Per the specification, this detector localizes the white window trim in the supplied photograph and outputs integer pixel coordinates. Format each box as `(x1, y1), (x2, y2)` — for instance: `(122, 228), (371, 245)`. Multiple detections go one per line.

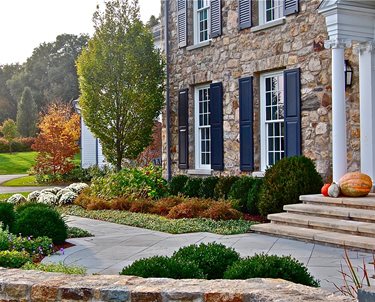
(193, 0), (211, 45)
(260, 71), (284, 172)
(258, 0), (284, 25)
(194, 84), (211, 170)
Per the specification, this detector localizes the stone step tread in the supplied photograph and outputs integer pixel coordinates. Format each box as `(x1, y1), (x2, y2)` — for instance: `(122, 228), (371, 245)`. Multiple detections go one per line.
(284, 203), (375, 221)
(300, 194), (375, 209)
(251, 224), (375, 251)
(267, 212), (375, 234)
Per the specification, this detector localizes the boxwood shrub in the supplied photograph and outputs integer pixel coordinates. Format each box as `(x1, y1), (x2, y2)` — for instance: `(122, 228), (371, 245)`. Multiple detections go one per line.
(120, 256), (205, 279)
(228, 176), (255, 213)
(0, 202), (15, 231)
(172, 242), (241, 279)
(182, 178), (203, 198)
(258, 156), (323, 217)
(13, 204), (67, 244)
(199, 176), (219, 199)
(247, 178), (263, 215)
(213, 176), (240, 200)
(223, 254), (319, 287)
(168, 175), (189, 196)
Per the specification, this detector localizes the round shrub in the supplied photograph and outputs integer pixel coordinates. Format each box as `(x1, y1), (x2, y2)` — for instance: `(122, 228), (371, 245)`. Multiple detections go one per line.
(168, 175), (189, 196)
(37, 193), (58, 205)
(247, 178), (263, 215)
(56, 188), (73, 201)
(67, 183), (89, 194)
(228, 176), (255, 212)
(0, 202), (15, 231)
(15, 202), (51, 214)
(223, 254), (319, 287)
(172, 242), (241, 279)
(59, 191), (78, 205)
(13, 204), (67, 244)
(199, 176), (219, 199)
(7, 194), (27, 205)
(258, 156), (323, 217)
(40, 187), (60, 195)
(27, 191), (41, 203)
(213, 176), (240, 200)
(0, 250), (30, 268)
(182, 178), (203, 198)
(120, 256), (205, 279)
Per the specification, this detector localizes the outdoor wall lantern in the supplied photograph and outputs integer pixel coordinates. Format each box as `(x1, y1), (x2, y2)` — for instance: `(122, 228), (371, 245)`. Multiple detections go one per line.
(345, 60), (353, 88)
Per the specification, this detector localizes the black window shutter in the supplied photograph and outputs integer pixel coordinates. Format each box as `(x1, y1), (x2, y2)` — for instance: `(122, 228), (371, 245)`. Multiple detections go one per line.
(178, 89), (189, 169)
(238, 0), (252, 30)
(239, 77), (254, 171)
(284, 0), (299, 16)
(210, 0), (222, 38)
(210, 82), (224, 171)
(284, 69), (301, 157)
(177, 0), (187, 48)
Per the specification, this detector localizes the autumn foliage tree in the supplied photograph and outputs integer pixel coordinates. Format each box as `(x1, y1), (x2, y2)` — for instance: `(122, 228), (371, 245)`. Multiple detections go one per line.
(32, 103), (80, 178)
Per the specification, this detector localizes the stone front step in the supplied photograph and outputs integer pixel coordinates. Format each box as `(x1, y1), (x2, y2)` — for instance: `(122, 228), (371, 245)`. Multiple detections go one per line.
(284, 203), (375, 223)
(251, 224), (375, 251)
(268, 212), (375, 237)
(300, 194), (375, 210)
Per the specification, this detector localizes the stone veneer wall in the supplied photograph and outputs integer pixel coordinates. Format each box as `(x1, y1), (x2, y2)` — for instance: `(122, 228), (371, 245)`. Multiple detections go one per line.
(162, 0), (360, 181)
(0, 268), (355, 302)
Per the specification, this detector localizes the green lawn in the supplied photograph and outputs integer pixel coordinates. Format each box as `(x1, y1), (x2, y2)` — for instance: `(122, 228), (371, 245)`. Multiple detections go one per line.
(0, 152), (37, 175)
(0, 152), (81, 175)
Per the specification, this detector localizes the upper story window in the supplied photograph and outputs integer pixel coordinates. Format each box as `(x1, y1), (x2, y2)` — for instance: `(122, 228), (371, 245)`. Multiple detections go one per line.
(194, 0), (210, 44)
(259, 0), (284, 24)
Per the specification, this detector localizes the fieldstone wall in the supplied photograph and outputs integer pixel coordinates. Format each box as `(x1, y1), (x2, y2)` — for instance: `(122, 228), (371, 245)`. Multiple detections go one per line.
(162, 0), (360, 181)
(0, 268), (355, 302)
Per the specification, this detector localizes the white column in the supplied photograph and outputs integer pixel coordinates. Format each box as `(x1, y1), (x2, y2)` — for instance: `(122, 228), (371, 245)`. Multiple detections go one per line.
(325, 39), (349, 182)
(358, 42), (375, 184)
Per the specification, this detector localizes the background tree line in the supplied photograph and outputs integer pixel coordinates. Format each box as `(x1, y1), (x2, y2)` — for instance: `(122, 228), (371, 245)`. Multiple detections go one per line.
(0, 34), (89, 136)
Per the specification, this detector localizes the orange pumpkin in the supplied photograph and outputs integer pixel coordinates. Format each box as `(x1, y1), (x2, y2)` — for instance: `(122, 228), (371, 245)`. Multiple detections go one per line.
(339, 172), (373, 197)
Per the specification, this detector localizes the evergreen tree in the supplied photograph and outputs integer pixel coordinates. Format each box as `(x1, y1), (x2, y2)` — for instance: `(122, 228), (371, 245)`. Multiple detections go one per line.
(17, 87), (37, 137)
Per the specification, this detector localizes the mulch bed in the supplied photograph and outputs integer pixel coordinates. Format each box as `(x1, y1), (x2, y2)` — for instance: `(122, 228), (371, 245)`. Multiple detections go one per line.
(33, 242), (75, 263)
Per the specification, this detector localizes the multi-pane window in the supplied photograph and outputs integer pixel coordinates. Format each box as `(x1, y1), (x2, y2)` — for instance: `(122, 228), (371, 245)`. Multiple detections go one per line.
(195, 0), (210, 43)
(261, 73), (285, 170)
(195, 86), (211, 169)
(263, 0), (283, 23)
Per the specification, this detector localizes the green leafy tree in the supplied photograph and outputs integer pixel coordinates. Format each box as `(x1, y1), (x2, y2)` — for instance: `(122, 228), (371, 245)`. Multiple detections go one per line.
(0, 119), (19, 153)
(0, 64), (21, 123)
(147, 15), (160, 28)
(17, 87), (38, 137)
(6, 34), (89, 110)
(77, 0), (165, 171)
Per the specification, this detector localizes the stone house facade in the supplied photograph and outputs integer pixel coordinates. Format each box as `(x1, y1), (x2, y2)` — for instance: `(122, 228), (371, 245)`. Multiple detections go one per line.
(162, 0), (361, 181)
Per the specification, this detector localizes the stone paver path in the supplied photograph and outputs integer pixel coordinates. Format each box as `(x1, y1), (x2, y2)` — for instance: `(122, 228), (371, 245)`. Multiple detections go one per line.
(43, 216), (375, 292)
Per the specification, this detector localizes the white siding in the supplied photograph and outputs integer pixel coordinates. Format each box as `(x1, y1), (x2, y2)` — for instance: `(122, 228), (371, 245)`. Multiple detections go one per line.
(97, 140), (107, 168)
(81, 117), (98, 168)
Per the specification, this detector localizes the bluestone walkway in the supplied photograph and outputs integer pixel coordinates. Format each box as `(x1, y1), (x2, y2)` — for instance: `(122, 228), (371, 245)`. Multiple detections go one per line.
(43, 216), (375, 292)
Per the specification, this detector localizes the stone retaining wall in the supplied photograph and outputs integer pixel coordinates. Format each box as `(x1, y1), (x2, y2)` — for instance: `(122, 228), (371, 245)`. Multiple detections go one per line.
(0, 268), (355, 302)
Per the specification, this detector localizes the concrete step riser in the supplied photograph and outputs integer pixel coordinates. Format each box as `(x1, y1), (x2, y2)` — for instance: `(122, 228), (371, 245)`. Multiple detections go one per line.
(284, 204), (375, 223)
(270, 220), (375, 238)
(251, 224), (375, 252)
(302, 200), (375, 211)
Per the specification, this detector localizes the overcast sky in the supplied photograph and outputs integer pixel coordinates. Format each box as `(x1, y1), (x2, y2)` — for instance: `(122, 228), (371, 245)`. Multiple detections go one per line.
(0, 0), (161, 65)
